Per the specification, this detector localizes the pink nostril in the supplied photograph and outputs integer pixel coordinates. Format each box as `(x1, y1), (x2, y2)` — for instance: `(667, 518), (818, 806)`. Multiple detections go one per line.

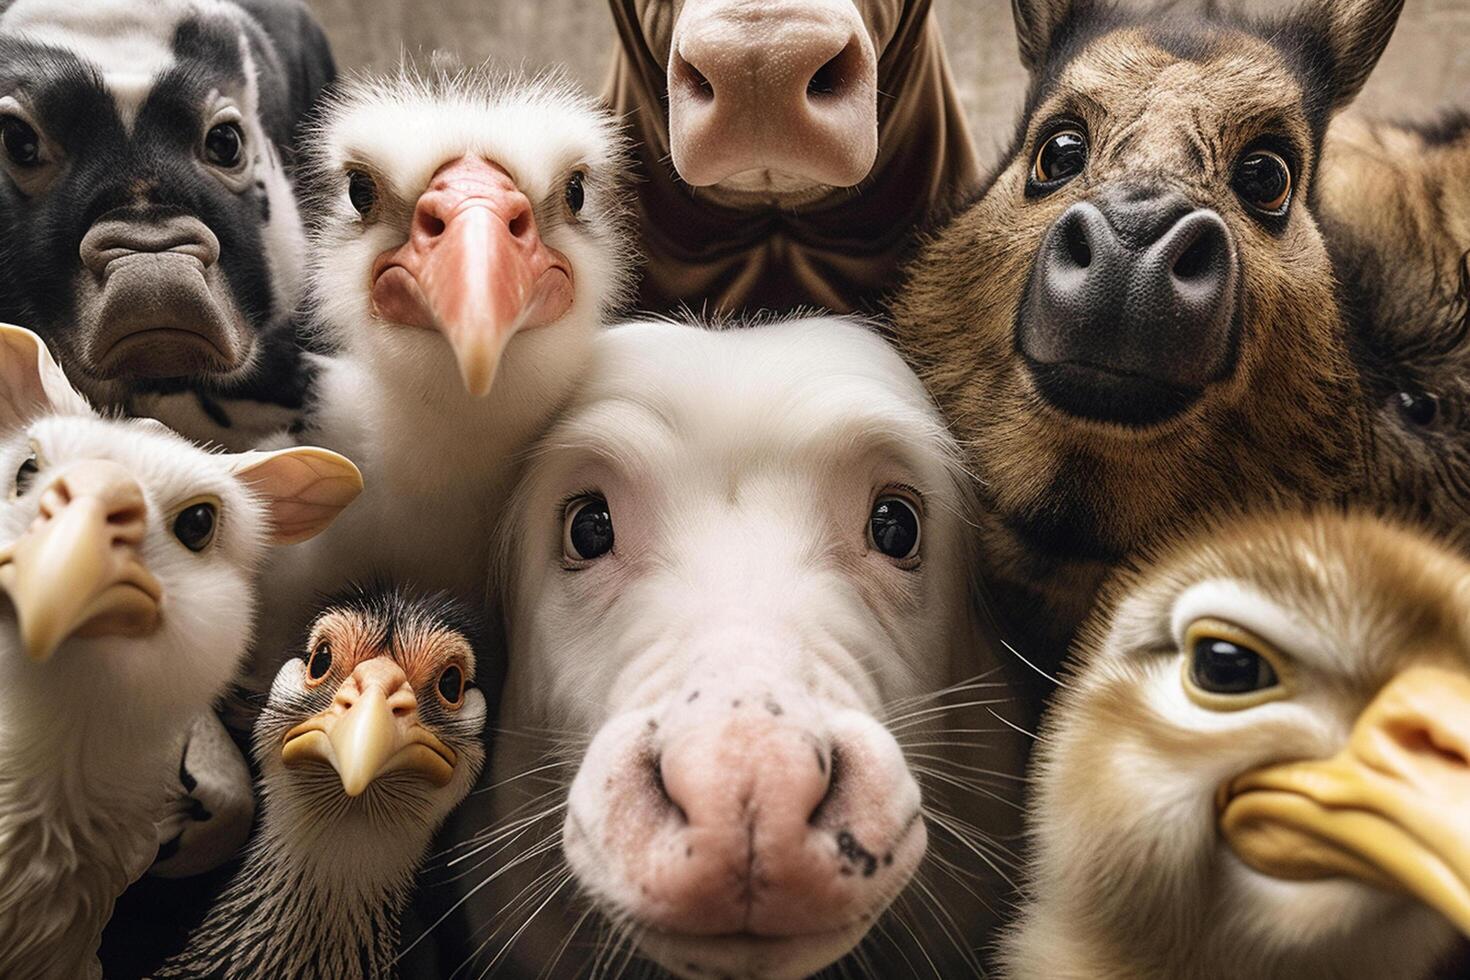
(806, 37), (863, 100)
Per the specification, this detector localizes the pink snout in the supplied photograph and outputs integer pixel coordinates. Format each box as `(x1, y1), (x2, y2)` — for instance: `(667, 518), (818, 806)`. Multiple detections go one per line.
(667, 0), (879, 189)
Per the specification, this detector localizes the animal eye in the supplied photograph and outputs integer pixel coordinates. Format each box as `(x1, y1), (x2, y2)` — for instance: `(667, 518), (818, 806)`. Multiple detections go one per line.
(869, 495), (921, 561)
(1, 116), (40, 168)
(347, 170), (377, 216)
(564, 494), (614, 561)
(565, 171), (585, 214)
(436, 664), (464, 706)
(1032, 128), (1087, 186)
(1190, 635), (1279, 695)
(173, 501), (218, 552)
(306, 641), (332, 681)
(1394, 391), (1439, 427)
(204, 122), (245, 168)
(13, 452), (38, 497)
(1232, 150), (1292, 214)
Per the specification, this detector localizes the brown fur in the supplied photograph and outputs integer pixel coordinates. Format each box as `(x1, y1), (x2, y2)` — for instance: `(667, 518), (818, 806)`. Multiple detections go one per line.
(892, 1), (1402, 703)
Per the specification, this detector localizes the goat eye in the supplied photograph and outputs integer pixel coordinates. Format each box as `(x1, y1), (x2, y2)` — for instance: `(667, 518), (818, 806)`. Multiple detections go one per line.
(204, 122), (244, 168)
(1, 116), (40, 168)
(565, 171), (585, 214)
(436, 664), (464, 706)
(306, 641), (332, 680)
(1032, 128), (1087, 186)
(1190, 636), (1279, 695)
(347, 170), (377, 216)
(869, 496), (921, 561)
(1233, 150), (1292, 213)
(13, 453), (38, 496)
(564, 495), (613, 561)
(1394, 391), (1439, 427)
(173, 502), (217, 552)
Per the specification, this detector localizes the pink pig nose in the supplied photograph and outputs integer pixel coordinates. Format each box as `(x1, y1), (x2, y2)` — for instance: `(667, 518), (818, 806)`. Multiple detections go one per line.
(667, 0), (879, 188)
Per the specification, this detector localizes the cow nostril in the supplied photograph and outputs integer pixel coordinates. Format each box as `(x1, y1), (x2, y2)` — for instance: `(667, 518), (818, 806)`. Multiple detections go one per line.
(807, 56), (843, 97)
(806, 37), (862, 101)
(673, 53), (714, 101)
(1173, 227), (1220, 281)
(1062, 214), (1092, 269)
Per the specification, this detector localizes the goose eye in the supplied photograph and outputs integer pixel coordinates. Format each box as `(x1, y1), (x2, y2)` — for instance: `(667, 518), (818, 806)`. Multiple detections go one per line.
(13, 452), (38, 496)
(869, 495), (921, 561)
(565, 171), (585, 214)
(173, 501), (218, 552)
(564, 494), (613, 561)
(204, 122), (244, 168)
(1394, 391), (1439, 427)
(347, 170), (377, 216)
(1, 116), (40, 168)
(1032, 128), (1087, 186)
(1232, 150), (1292, 214)
(306, 641), (332, 681)
(436, 664), (464, 706)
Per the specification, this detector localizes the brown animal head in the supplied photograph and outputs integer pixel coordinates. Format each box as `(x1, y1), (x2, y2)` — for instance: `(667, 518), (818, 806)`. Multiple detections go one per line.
(1320, 112), (1470, 546)
(894, 0), (1400, 671)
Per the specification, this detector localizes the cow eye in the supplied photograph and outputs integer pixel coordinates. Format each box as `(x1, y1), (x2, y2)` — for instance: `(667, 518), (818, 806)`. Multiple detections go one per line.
(869, 495), (921, 561)
(436, 664), (464, 706)
(306, 641), (332, 681)
(565, 171), (585, 214)
(564, 494), (613, 561)
(347, 170), (377, 216)
(1233, 150), (1292, 214)
(1032, 128), (1088, 187)
(1, 116), (41, 168)
(204, 122), (245, 168)
(1394, 391), (1439, 427)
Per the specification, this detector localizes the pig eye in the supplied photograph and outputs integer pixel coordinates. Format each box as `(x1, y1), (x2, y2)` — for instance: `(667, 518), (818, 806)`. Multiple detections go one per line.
(869, 495), (921, 561)
(347, 170), (377, 216)
(1031, 127), (1088, 188)
(1, 116), (40, 168)
(565, 171), (585, 214)
(306, 641), (332, 681)
(564, 494), (614, 561)
(13, 452), (39, 497)
(1394, 391), (1439, 427)
(1232, 149), (1292, 214)
(173, 500), (218, 552)
(436, 664), (464, 707)
(1183, 619), (1289, 710)
(204, 122), (245, 169)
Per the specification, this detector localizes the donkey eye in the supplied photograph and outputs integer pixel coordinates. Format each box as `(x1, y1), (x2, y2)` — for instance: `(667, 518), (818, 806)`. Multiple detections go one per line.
(347, 170), (377, 216)
(1394, 391), (1439, 427)
(1232, 150), (1292, 214)
(564, 494), (613, 561)
(1, 116), (41, 168)
(869, 496), (921, 561)
(1032, 128), (1088, 186)
(565, 171), (585, 214)
(204, 122), (245, 168)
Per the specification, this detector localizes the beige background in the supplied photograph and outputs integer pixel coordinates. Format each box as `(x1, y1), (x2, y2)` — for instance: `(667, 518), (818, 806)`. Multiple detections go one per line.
(304, 0), (1468, 170)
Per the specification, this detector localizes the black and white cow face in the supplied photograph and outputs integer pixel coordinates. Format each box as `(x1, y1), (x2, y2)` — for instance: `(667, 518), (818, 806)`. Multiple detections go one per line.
(0, 0), (332, 407)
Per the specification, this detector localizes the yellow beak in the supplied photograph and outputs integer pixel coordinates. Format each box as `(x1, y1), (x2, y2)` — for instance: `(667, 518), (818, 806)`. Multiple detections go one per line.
(0, 459), (161, 662)
(281, 655), (457, 796)
(1221, 664), (1470, 934)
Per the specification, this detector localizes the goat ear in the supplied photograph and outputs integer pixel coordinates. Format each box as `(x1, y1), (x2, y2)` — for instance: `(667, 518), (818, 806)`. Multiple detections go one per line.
(0, 324), (92, 429)
(228, 446), (364, 545)
(1314, 0), (1404, 110)
(1011, 0), (1084, 73)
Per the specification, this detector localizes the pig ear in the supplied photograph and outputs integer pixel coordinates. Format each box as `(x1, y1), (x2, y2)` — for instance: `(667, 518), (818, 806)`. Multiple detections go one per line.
(1314, 0), (1404, 110)
(0, 324), (92, 428)
(1011, 0), (1085, 73)
(228, 447), (364, 545)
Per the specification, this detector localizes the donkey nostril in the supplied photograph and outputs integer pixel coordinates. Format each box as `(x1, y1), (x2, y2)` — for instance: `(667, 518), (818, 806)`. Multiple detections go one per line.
(1062, 216), (1092, 269)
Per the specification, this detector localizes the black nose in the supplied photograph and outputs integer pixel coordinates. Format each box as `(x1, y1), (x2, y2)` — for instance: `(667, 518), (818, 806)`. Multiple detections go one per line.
(1016, 188), (1239, 427)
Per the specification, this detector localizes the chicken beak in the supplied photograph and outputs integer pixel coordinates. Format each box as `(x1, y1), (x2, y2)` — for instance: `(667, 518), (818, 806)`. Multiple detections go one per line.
(369, 155), (574, 397)
(281, 655), (457, 797)
(0, 459), (161, 662)
(1220, 664), (1470, 934)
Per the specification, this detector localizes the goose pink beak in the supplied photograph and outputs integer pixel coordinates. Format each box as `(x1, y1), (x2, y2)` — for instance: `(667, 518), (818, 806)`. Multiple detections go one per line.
(369, 156), (573, 397)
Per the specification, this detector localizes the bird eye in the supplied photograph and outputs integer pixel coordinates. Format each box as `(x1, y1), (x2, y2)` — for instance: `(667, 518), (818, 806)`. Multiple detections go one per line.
(204, 122), (245, 169)
(1393, 390), (1439, 427)
(173, 501), (218, 552)
(1032, 128), (1088, 187)
(1183, 619), (1288, 709)
(13, 452), (38, 497)
(565, 171), (585, 215)
(563, 494), (613, 561)
(347, 170), (377, 217)
(1, 116), (41, 168)
(869, 495), (921, 561)
(1232, 149), (1292, 214)
(436, 663), (464, 707)
(306, 641), (332, 681)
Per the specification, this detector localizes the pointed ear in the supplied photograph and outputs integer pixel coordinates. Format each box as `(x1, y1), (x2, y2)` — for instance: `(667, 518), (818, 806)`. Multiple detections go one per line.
(1011, 0), (1084, 73)
(1314, 0), (1404, 110)
(0, 324), (92, 428)
(229, 447), (364, 545)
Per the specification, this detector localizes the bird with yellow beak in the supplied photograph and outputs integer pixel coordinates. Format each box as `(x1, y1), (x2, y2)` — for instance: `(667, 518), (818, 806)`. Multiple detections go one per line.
(157, 584), (489, 980)
(1003, 511), (1470, 980)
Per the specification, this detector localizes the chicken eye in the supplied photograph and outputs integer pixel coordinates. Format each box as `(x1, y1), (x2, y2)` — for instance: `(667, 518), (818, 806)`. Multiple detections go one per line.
(1232, 150), (1292, 214)
(564, 494), (613, 561)
(437, 664), (464, 706)
(1032, 128), (1087, 187)
(1190, 636), (1279, 695)
(1394, 391), (1439, 427)
(565, 171), (585, 214)
(204, 122), (245, 168)
(173, 501), (218, 552)
(13, 452), (38, 497)
(306, 641), (332, 680)
(347, 170), (377, 216)
(869, 495), (921, 561)
(1, 116), (40, 168)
